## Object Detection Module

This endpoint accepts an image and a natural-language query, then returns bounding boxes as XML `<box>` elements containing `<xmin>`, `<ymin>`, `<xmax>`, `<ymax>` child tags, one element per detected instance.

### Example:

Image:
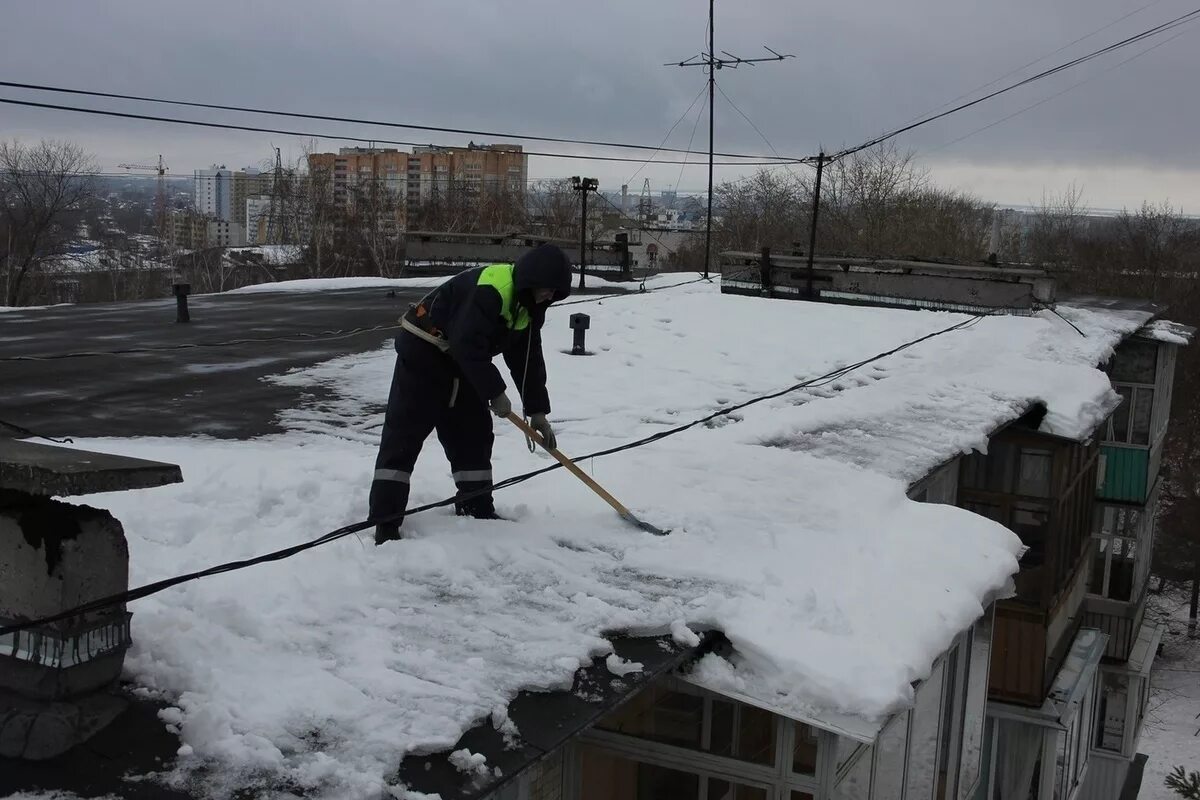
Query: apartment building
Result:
<box><xmin>409</xmin><ymin>141</ymin><xmax>527</xmax><ymax>204</ymax></box>
<box><xmin>307</xmin><ymin>147</ymin><xmax>409</xmax><ymax>228</ymax></box>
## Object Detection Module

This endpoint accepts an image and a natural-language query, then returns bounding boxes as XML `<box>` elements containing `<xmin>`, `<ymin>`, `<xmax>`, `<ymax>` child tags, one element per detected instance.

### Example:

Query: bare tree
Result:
<box><xmin>526</xmin><ymin>179</ymin><xmax>579</xmax><ymax>240</ymax></box>
<box><xmin>1026</xmin><ymin>183</ymin><xmax>1086</xmax><ymax>270</ymax></box>
<box><xmin>0</xmin><ymin>139</ymin><xmax>97</xmax><ymax>305</ymax></box>
<box><xmin>349</xmin><ymin>175</ymin><xmax>405</xmax><ymax>276</ymax></box>
<box><xmin>709</xmin><ymin>144</ymin><xmax>991</xmax><ymax>262</ymax></box>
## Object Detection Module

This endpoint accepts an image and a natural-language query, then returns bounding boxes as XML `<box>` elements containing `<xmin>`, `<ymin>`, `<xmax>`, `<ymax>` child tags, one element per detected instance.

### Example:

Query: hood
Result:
<box><xmin>513</xmin><ymin>244</ymin><xmax>573</xmax><ymax>305</ymax></box>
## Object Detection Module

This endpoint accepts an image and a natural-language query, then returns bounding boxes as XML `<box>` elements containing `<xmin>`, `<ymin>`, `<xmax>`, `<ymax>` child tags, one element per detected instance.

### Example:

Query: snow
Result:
<box><xmin>1140</xmin><ymin>318</ymin><xmax>1196</xmax><ymax>346</ymax></box>
<box><xmin>605</xmin><ymin>653</ymin><xmax>644</xmax><ymax>677</ymax></box>
<box><xmin>1140</xmin><ymin>593</ymin><xmax>1200</xmax><ymax>799</ymax></box>
<box><xmin>225</xmin><ymin>276</ymin><xmax>445</xmax><ymax>295</ymax></box>
<box><xmin>54</xmin><ymin>276</ymin><xmax>1156</xmax><ymax>798</ymax></box>
<box><xmin>223</xmin><ymin>270</ymin><xmax>696</xmax><ymax>297</ymax></box>
<box><xmin>0</xmin><ymin>303</ymin><xmax>72</xmax><ymax>313</ymax></box>
<box><xmin>227</xmin><ymin>245</ymin><xmax>305</xmax><ymax>265</ymax></box>
<box><xmin>447</xmin><ymin>748</ymin><xmax>490</xmax><ymax>777</ymax></box>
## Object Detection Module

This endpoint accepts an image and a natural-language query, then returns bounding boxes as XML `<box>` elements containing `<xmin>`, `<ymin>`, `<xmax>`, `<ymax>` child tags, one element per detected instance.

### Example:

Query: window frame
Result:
<box><xmin>1087</xmin><ymin>503</ymin><xmax>1151</xmax><ymax>603</ymax></box>
<box><xmin>579</xmin><ymin>677</ymin><xmax>827</xmax><ymax>798</ymax></box>
<box><xmin>1103</xmin><ymin>379</ymin><xmax>1157</xmax><ymax>448</ymax></box>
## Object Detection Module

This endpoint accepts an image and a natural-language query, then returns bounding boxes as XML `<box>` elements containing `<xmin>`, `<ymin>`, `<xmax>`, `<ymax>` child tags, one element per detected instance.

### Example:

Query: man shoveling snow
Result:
<box><xmin>368</xmin><ymin>244</ymin><xmax>573</xmax><ymax>544</ymax></box>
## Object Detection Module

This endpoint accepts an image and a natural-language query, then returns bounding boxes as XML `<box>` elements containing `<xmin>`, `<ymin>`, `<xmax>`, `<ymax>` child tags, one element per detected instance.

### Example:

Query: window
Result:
<box><xmin>792</xmin><ymin>723</ymin><xmax>819</xmax><ymax>775</ymax></box>
<box><xmin>596</xmin><ymin>683</ymin><xmax>703</xmax><ymax>750</ymax></box>
<box><xmin>906</xmin><ymin>659</ymin><xmax>945</xmax><ymax>800</ymax></box>
<box><xmin>957</xmin><ymin>615</ymin><xmax>991</xmax><ymax>799</ymax></box>
<box><xmin>1089</xmin><ymin>506</ymin><xmax>1145</xmax><ymax>602</ymax></box>
<box><xmin>1052</xmin><ymin>682</ymin><xmax>1095</xmax><ymax>800</ymax></box>
<box><xmin>1131</xmin><ymin>387</ymin><xmax>1154</xmax><ymax>445</ymax></box>
<box><xmin>1109</xmin><ymin>386</ymin><xmax>1133</xmax><ymax>442</ymax></box>
<box><xmin>834</xmin><ymin>745</ymin><xmax>872</xmax><ymax>800</ymax></box>
<box><xmin>1109</xmin><ymin>340</ymin><xmax>1158</xmax><ymax>384</ymax></box>
<box><xmin>580</xmin><ymin>746</ymin><xmax>699</xmax><ymax>800</ymax></box>
<box><xmin>708</xmin><ymin>778</ymin><xmax>769</xmax><ymax>800</ymax></box>
<box><xmin>1105</xmin><ymin>350</ymin><xmax>1158</xmax><ymax>446</ymax></box>
<box><xmin>960</xmin><ymin>446</ymin><xmax>1054</xmax><ymax>499</ymax></box>
<box><xmin>709</xmin><ymin>699</ymin><xmax>775</xmax><ymax>766</ymax></box>
<box><xmin>585</xmin><ymin>679</ymin><xmax>823</xmax><ymax>797</ymax></box>
<box><xmin>1016</xmin><ymin>449</ymin><xmax>1053</xmax><ymax>498</ymax></box>
<box><xmin>872</xmin><ymin>710</ymin><xmax>909</xmax><ymax>798</ymax></box>
<box><xmin>578</xmin><ymin>743</ymin><xmax>780</xmax><ymax>800</ymax></box>
<box><xmin>1095</xmin><ymin>671</ymin><xmax>1129</xmax><ymax>752</ymax></box>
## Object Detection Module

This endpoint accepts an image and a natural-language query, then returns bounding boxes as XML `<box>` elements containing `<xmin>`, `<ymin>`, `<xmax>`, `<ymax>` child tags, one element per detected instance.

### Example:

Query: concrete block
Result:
<box><xmin>0</xmin><ymin>494</ymin><xmax>130</xmax><ymax>699</ymax></box>
<box><xmin>0</xmin><ymin>439</ymin><xmax>182</xmax><ymax>498</ymax></box>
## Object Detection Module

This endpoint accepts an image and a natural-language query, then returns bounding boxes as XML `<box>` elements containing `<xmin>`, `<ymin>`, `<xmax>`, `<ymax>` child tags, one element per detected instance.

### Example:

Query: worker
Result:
<box><xmin>369</xmin><ymin>244</ymin><xmax>574</xmax><ymax>544</ymax></box>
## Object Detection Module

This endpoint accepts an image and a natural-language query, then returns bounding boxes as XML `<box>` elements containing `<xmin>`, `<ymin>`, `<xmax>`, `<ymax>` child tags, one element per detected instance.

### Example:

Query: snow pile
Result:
<box><xmin>605</xmin><ymin>654</ymin><xmax>644</xmax><ymax>677</ymax></box>
<box><xmin>224</xmin><ymin>270</ymin><xmax>695</xmax><ymax>298</ymax></box>
<box><xmin>227</xmin><ymin>245</ymin><xmax>305</xmax><ymax>265</ymax></box>
<box><xmin>447</xmin><ymin>748</ymin><xmax>491</xmax><ymax>777</ymax></box>
<box><xmin>1140</xmin><ymin>318</ymin><xmax>1195</xmax><ymax>346</ymax></box>
<box><xmin>66</xmin><ymin>277</ymin><xmax>1153</xmax><ymax>797</ymax></box>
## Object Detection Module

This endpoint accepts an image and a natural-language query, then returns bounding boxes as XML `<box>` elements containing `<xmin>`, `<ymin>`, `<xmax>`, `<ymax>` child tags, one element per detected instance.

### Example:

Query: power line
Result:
<box><xmin>0</xmin><ymin>310</ymin><xmax>988</xmax><ymax>638</ymax></box>
<box><xmin>893</xmin><ymin>0</ymin><xmax>1171</xmax><ymax>129</ymax></box>
<box><xmin>0</xmin><ymin>80</ymin><xmax>805</xmax><ymax>164</ymax></box>
<box><xmin>713</xmin><ymin>82</ymin><xmax>815</xmax><ymax>189</ymax></box>
<box><xmin>6</xmin><ymin>170</ymin><xmax>725</xmax><ymax>194</ymax></box>
<box><xmin>924</xmin><ymin>23</ymin><xmax>1196</xmax><ymax>156</ymax></box>
<box><xmin>829</xmin><ymin>7</ymin><xmax>1200</xmax><ymax>161</ymax></box>
<box><xmin>624</xmin><ymin>84</ymin><xmax>710</xmax><ymax>187</ymax></box>
<box><xmin>673</xmin><ymin>91</ymin><xmax>708</xmax><ymax>196</ymax></box>
<box><xmin>0</xmin><ymin>96</ymin><xmax>797</xmax><ymax>168</ymax></box>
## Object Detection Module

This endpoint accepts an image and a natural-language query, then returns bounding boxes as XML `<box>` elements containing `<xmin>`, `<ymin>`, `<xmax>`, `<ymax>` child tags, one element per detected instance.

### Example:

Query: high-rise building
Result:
<box><xmin>193</xmin><ymin>165</ymin><xmax>232</xmax><ymax>221</ymax></box>
<box><xmin>230</xmin><ymin>168</ymin><xmax>267</xmax><ymax>228</ymax></box>
<box><xmin>194</xmin><ymin>165</ymin><xmax>267</xmax><ymax>225</ymax></box>
<box><xmin>245</xmin><ymin>196</ymin><xmax>272</xmax><ymax>245</ymax></box>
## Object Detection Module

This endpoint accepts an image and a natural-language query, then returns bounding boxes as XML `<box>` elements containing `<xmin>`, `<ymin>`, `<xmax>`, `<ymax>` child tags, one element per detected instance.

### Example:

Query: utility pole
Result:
<box><xmin>805</xmin><ymin>152</ymin><xmax>824</xmax><ymax>299</ymax></box>
<box><xmin>667</xmin><ymin>0</ymin><xmax>792</xmax><ymax>279</ymax></box>
<box><xmin>571</xmin><ymin>176</ymin><xmax>598</xmax><ymax>290</ymax></box>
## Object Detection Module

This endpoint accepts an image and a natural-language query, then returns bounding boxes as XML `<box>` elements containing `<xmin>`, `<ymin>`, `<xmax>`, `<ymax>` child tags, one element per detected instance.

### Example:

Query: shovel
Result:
<box><xmin>506</xmin><ymin>412</ymin><xmax>669</xmax><ymax>536</ymax></box>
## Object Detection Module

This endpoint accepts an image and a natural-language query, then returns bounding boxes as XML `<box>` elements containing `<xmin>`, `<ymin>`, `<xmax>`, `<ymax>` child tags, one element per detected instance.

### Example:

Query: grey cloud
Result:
<box><xmin>2</xmin><ymin>0</ymin><xmax>1196</xmax><ymax>206</ymax></box>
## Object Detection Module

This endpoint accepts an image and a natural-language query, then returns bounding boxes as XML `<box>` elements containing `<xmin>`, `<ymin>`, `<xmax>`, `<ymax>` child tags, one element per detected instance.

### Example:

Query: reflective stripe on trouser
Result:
<box><xmin>369</xmin><ymin>333</ymin><xmax>495</xmax><ymax>525</ymax></box>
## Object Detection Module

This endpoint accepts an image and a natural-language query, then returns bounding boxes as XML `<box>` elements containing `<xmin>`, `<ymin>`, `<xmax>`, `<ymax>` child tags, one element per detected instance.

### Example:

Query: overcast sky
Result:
<box><xmin>2</xmin><ymin>0</ymin><xmax>1197</xmax><ymax>212</ymax></box>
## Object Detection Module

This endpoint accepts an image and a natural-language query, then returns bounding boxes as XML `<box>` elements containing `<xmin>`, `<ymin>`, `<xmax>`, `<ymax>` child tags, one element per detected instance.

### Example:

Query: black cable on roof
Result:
<box><xmin>0</xmin><ymin>310</ymin><xmax>988</xmax><ymax>637</ymax></box>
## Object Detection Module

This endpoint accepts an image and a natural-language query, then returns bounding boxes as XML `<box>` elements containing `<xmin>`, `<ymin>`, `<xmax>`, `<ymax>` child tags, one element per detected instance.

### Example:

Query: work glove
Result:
<box><xmin>489</xmin><ymin>392</ymin><xmax>513</xmax><ymax>418</ymax></box>
<box><xmin>529</xmin><ymin>413</ymin><xmax>557</xmax><ymax>450</ymax></box>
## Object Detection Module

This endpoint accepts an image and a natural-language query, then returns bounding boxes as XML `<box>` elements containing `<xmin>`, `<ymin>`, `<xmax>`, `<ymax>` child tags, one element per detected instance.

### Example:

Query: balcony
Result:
<box><xmin>1084</xmin><ymin>497</ymin><xmax>1155</xmax><ymax>662</ymax></box>
<box><xmin>1084</xmin><ymin>590</ymin><xmax>1146</xmax><ymax>662</ymax></box>
<box><xmin>989</xmin><ymin>557</ymin><xmax>1090</xmax><ymax>707</ymax></box>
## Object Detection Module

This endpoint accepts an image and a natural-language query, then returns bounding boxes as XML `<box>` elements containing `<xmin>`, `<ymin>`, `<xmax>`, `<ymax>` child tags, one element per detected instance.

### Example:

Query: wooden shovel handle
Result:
<box><xmin>505</xmin><ymin>412</ymin><xmax>634</xmax><ymax>519</ymax></box>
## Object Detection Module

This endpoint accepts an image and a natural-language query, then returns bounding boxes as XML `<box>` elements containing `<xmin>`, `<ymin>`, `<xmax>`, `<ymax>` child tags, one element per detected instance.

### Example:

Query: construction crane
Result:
<box><xmin>117</xmin><ymin>155</ymin><xmax>169</xmax><ymax>242</ymax></box>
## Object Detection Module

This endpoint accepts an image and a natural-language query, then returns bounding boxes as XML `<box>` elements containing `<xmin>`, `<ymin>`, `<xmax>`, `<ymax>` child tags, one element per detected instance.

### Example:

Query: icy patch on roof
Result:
<box><xmin>69</xmin><ymin>277</ymin><xmax>1155</xmax><ymax>796</ymax></box>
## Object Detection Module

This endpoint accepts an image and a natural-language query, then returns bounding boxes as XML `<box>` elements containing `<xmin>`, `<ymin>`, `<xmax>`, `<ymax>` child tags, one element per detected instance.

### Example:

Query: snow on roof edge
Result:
<box><xmin>1138</xmin><ymin>318</ymin><xmax>1196</xmax><ymax>345</ymax></box>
